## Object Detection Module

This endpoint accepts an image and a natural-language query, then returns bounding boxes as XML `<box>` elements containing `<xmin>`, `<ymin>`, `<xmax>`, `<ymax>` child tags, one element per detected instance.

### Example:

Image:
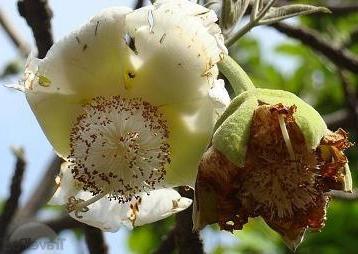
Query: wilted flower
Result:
<box><xmin>194</xmin><ymin>88</ymin><xmax>352</xmax><ymax>249</ymax></box>
<box><xmin>19</xmin><ymin>0</ymin><xmax>229</xmax><ymax>229</ymax></box>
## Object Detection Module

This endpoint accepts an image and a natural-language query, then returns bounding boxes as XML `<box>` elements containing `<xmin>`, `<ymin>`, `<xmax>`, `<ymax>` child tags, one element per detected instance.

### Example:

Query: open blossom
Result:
<box><xmin>20</xmin><ymin>0</ymin><xmax>229</xmax><ymax>229</ymax></box>
<box><xmin>194</xmin><ymin>88</ymin><xmax>352</xmax><ymax>249</ymax></box>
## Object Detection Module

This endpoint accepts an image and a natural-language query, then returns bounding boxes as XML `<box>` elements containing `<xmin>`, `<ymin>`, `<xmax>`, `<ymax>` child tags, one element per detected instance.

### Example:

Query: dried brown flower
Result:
<box><xmin>194</xmin><ymin>103</ymin><xmax>352</xmax><ymax>250</ymax></box>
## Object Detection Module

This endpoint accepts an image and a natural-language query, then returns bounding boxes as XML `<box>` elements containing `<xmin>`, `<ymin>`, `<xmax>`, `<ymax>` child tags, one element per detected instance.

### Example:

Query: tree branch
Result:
<box><xmin>338</xmin><ymin>70</ymin><xmax>358</xmax><ymax>130</ymax></box>
<box><xmin>323</xmin><ymin>109</ymin><xmax>352</xmax><ymax>131</ymax></box>
<box><xmin>46</xmin><ymin>215</ymin><xmax>84</xmax><ymax>233</ymax></box>
<box><xmin>175</xmin><ymin>187</ymin><xmax>203</xmax><ymax>254</ymax></box>
<box><xmin>152</xmin><ymin>227</ymin><xmax>176</xmax><ymax>254</ymax></box>
<box><xmin>16</xmin><ymin>156</ymin><xmax>62</xmax><ymax>220</ymax></box>
<box><xmin>15</xmin><ymin>0</ymin><xmax>57</xmax><ymax>222</ymax></box>
<box><xmin>84</xmin><ymin>226</ymin><xmax>108</xmax><ymax>254</ymax></box>
<box><xmin>0</xmin><ymin>148</ymin><xmax>26</xmax><ymax>251</ymax></box>
<box><xmin>271</xmin><ymin>22</ymin><xmax>358</xmax><ymax>73</ymax></box>
<box><xmin>17</xmin><ymin>0</ymin><xmax>53</xmax><ymax>59</ymax></box>
<box><xmin>154</xmin><ymin>187</ymin><xmax>203</xmax><ymax>254</ymax></box>
<box><xmin>134</xmin><ymin>0</ymin><xmax>145</xmax><ymax>9</ymax></box>
<box><xmin>0</xmin><ymin>8</ymin><xmax>29</xmax><ymax>56</ymax></box>
<box><xmin>4</xmin><ymin>156</ymin><xmax>63</xmax><ymax>254</ymax></box>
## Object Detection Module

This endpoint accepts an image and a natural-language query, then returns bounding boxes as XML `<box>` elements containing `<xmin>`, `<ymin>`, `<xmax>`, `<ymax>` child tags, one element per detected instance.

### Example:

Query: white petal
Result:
<box><xmin>69</xmin><ymin>189</ymin><xmax>191</xmax><ymax>232</ymax></box>
<box><xmin>162</xmin><ymin>80</ymin><xmax>230</xmax><ymax>186</ymax></box>
<box><xmin>155</xmin><ymin>0</ymin><xmax>227</xmax><ymax>55</ymax></box>
<box><xmin>125</xmin><ymin>189</ymin><xmax>192</xmax><ymax>228</ymax></box>
<box><xmin>69</xmin><ymin>191</ymin><xmax>126</xmax><ymax>232</ymax></box>
<box><xmin>124</xmin><ymin>0</ymin><xmax>226</xmax><ymax>106</ymax></box>
<box><xmin>343</xmin><ymin>163</ymin><xmax>352</xmax><ymax>192</ymax></box>
<box><xmin>49</xmin><ymin>163</ymin><xmax>191</xmax><ymax>231</ymax></box>
<box><xmin>162</xmin><ymin>97</ymin><xmax>218</xmax><ymax>186</ymax></box>
<box><xmin>24</xmin><ymin>1</ymin><xmax>228</xmax><ymax>190</ymax></box>
<box><xmin>48</xmin><ymin>162</ymin><xmax>81</xmax><ymax>205</ymax></box>
<box><xmin>25</xmin><ymin>7</ymin><xmax>132</xmax><ymax>158</ymax></box>
<box><xmin>122</xmin><ymin>0</ymin><xmax>228</xmax><ymax>186</ymax></box>
<box><xmin>209</xmin><ymin>79</ymin><xmax>231</xmax><ymax>115</ymax></box>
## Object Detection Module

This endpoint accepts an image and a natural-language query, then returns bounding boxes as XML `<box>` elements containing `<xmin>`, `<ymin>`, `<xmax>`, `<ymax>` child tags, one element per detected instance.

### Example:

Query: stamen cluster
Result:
<box><xmin>68</xmin><ymin>96</ymin><xmax>170</xmax><ymax>202</ymax></box>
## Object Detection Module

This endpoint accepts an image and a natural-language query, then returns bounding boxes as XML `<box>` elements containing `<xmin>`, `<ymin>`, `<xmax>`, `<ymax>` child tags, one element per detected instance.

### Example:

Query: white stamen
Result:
<box><xmin>147</xmin><ymin>10</ymin><xmax>154</xmax><ymax>33</ymax></box>
<box><xmin>278</xmin><ymin>114</ymin><xmax>295</xmax><ymax>160</ymax></box>
<box><xmin>67</xmin><ymin>190</ymin><xmax>109</xmax><ymax>217</ymax></box>
<box><xmin>68</xmin><ymin>96</ymin><xmax>170</xmax><ymax>202</ymax></box>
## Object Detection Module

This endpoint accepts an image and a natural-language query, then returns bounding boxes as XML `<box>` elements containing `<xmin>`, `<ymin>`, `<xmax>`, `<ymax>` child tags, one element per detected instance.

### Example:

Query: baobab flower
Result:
<box><xmin>20</xmin><ymin>0</ymin><xmax>229</xmax><ymax>229</ymax></box>
<box><xmin>194</xmin><ymin>88</ymin><xmax>352</xmax><ymax>250</ymax></box>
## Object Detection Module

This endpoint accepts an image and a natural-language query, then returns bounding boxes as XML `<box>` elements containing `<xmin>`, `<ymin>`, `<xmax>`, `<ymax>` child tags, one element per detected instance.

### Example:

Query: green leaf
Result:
<box><xmin>214</xmin><ymin>91</ymin><xmax>252</xmax><ymax>132</ymax></box>
<box><xmin>250</xmin><ymin>0</ymin><xmax>262</xmax><ymax>21</ymax></box>
<box><xmin>221</xmin><ymin>0</ymin><xmax>250</xmax><ymax>32</ymax></box>
<box><xmin>259</xmin><ymin>5</ymin><xmax>331</xmax><ymax>25</ymax></box>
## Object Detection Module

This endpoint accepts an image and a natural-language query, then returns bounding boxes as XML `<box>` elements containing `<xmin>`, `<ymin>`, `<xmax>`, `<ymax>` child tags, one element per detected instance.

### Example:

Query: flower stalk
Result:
<box><xmin>218</xmin><ymin>54</ymin><xmax>255</xmax><ymax>95</ymax></box>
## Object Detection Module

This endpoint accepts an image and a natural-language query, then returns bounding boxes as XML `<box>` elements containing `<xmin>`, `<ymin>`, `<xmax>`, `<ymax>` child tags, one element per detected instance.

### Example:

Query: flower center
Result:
<box><xmin>241</xmin><ymin>105</ymin><xmax>318</xmax><ymax>219</ymax></box>
<box><xmin>68</xmin><ymin>96</ymin><xmax>170</xmax><ymax>202</ymax></box>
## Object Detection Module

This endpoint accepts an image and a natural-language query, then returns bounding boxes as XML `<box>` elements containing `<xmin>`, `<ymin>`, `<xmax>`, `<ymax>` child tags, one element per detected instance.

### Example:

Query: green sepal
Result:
<box><xmin>213</xmin><ymin>95</ymin><xmax>258</xmax><ymax>167</ymax></box>
<box><xmin>213</xmin><ymin>88</ymin><xmax>327</xmax><ymax>167</ymax></box>
<box><xmin>214</xmin><ymin>91</ymin><xmax>252</xmax><ymax>132</ymax></box>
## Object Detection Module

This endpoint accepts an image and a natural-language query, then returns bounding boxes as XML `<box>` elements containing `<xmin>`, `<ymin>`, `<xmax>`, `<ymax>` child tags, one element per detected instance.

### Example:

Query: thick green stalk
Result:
<box><xmin>218</xmin><ymin>54</ymin><xmax>255</xmax><ymax>95</ymax></box>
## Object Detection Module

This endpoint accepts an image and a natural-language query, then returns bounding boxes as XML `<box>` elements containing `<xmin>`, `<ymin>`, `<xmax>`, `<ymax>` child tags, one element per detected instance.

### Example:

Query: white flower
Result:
<box><xmin>21</xmin><ymin>0</ymin><xmax>229</xmax><ymax>228</ymax></box>
<box><xmin>50</xmin><ymin>162</ymin><xmax>192</xmax><ymax>232</ymax></box>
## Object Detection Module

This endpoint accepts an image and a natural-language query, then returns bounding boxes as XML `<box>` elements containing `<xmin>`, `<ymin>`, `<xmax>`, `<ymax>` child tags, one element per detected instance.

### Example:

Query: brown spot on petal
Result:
<box><xmin>129</xmin><ymin>197</ymin><xmax>141</xmax><ymax>227</ymax></box>
<box><xmin>172</xmin><ymin>200</ymin><xmax>178</xmax><ymax>209</ymax></box>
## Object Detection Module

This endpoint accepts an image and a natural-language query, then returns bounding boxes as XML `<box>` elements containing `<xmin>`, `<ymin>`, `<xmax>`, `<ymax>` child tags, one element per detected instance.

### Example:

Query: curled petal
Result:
<box><xmin>50</xmin><ymin>164</ymin><xmax>192</xmax><ymax>231</ymax></box>
<box><xmin>49</xmin><ymin>162</ymin><xmax>82</xmax><ymax>206</ymax></box>
<box><xmin>68</xmin><ymin>188</ymin><xmax>191</xmax><ymax>232</ymax></box>
<box><xmin>209</xmin><ymin>79</ymin><xmax>231</xmax><ymax>115</ymax></box>
<box><xmin>123</xmin><ymin>188</ymin><xmax>192</xmax><ymax>228</ymax></box>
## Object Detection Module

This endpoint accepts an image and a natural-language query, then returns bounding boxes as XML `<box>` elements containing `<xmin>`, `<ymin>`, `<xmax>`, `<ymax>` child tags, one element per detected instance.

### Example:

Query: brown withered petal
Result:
<box><xmin>194</xmin><ymin>103</ymin><xmax>351</xmax><ymax>250</ymax></box>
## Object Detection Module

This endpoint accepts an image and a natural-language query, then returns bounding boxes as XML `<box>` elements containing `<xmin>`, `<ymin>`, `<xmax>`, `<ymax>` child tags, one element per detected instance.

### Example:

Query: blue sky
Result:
<box><xmin>0</xmin><ymin>1</ymin><xmax>294</xmax><ymax>253</ymax></box>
